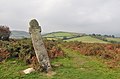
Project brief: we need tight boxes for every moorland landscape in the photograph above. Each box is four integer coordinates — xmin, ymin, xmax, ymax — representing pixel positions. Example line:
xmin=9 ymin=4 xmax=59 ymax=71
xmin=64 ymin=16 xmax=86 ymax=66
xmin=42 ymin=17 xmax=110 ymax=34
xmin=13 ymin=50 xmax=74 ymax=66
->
xmin=0 ymin=0 xmax=120 ymax=79
xmin=0 ymin=26 xmax=120 ymax=79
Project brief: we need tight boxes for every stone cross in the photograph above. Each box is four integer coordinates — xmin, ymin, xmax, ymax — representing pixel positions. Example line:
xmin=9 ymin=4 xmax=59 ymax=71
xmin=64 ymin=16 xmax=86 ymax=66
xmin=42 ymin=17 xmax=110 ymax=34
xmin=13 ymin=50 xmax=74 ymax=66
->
xmin=29 ymin=19 xmax=52 ymax=72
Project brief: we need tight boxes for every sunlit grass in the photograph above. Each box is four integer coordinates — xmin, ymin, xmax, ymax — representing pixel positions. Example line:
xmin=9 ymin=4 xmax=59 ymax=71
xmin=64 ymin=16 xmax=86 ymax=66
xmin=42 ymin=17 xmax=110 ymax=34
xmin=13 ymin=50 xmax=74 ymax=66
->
xmin=0 ymin=48 xmax=120 ymax=79
xmin=66 ymin=36 xmax=108 ymax=43
xmin=106 ymin=37 xmax=120 ymax=42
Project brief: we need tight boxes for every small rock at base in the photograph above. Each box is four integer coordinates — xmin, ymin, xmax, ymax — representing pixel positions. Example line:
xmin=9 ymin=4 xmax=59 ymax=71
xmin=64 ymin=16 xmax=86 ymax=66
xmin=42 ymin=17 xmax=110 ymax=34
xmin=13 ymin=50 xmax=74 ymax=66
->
xmin=23 ymin=68 xmax=35 ymax=74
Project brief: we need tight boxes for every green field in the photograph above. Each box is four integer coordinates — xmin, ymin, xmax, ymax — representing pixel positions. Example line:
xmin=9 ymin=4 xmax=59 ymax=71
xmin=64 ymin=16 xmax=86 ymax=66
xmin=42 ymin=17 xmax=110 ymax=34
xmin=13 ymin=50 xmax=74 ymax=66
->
xmin=43 ymin=31 xmax=84 ymax=39
xmin=43 ymin=32 xmax=76 ymax=40
xmin=46 ymin=38 xmax=58 ymax=40
xmin=43 ymin=32 xmax=120 ymax=44
xmin=1 ymin=48 xmax=120 ymax=79
xmin=66 ymin=36 xmax=108 ymax=43
xmin=43 ymin=32 xmax=73 ymax=37
xmin=106 ymin=37 xmax=120 ymax=42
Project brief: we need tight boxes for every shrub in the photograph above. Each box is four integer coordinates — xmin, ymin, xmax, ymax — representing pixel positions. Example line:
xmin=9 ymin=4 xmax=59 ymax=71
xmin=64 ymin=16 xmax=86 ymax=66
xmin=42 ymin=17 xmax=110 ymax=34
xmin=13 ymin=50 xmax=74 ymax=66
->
xmin=0 ymin=26 xmax=11 ymax=41
xmin=0 ymin=38 xmax=64 ymax=67
xmin=63 ymin=41 xmax=120 ymax=68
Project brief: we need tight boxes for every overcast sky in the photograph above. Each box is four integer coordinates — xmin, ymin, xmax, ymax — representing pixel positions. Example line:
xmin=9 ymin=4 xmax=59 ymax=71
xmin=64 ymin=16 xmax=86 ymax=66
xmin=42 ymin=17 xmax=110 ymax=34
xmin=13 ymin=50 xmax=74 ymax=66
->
xmin=0 ymin=0 xmax=120 ymax=35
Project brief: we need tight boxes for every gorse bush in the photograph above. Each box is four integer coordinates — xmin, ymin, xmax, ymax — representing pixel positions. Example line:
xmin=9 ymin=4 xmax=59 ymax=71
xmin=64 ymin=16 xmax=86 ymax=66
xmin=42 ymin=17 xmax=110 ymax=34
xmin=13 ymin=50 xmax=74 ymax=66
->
xmin=0 ymin=48 xmax=10 ymax=62
xmin=0 ymin=38 xmax=64 ymax=67
xmin=63 ymin=41 xmax=120 ymax=68
xmin=0 ymin=26 xmax=11 ymax=40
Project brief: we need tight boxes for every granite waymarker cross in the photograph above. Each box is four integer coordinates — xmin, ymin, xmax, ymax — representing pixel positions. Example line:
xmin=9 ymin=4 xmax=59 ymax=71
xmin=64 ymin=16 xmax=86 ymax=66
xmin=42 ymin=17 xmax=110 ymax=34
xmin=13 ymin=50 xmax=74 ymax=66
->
xmin=29 ymin=19 xmax=52 ymax=73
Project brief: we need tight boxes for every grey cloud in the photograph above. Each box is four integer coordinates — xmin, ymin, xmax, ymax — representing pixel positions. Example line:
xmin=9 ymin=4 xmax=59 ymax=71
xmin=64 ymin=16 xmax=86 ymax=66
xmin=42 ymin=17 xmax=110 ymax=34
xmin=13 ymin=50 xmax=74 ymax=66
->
xmin=0 ymin=0 xmax=120 ymax=35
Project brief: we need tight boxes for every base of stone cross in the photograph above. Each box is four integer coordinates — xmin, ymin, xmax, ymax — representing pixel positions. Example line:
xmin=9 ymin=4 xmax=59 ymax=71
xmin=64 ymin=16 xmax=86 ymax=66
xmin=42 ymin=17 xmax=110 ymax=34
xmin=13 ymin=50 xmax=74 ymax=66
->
xmin=46 ymin=71 xmax=56 ymax=77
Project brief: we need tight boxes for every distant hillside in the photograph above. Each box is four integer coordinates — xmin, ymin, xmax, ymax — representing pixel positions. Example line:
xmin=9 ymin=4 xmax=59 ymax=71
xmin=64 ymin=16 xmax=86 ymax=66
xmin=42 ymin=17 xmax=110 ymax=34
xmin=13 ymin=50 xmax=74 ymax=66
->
xmin=115 ymin=34 xmax=120 ymax=37
xmin=9 ymin=31 xmax=120 ymax=43
xmin=10 ymin=31 xmax=30 ymax=39
xmin=66 ymin=36 xmax=108 ymax=43
xmin=43 ymin=31 xmax=86 ymax=40
xmin=43 ymin=31 xmax=120 ymax=43
xmin=106 ymin=37 xmax=120 ymax=43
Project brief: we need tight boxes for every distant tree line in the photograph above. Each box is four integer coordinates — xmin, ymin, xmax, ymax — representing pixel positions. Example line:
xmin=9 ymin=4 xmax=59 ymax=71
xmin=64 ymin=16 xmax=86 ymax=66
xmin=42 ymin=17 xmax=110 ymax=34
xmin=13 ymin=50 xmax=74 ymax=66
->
xmin=90 ymin=33 xmax=120 ymax=43
xmin=0 ymin=26 xmax=11 ymax=40
xmin=90 ymin=33 xmax=115 ymax=38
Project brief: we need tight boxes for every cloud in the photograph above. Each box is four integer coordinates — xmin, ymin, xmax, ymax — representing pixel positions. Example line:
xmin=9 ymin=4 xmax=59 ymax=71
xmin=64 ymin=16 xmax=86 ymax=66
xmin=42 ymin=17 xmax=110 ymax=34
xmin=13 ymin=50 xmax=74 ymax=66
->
xmin=0 ymin=0 xmax=120 ymax=34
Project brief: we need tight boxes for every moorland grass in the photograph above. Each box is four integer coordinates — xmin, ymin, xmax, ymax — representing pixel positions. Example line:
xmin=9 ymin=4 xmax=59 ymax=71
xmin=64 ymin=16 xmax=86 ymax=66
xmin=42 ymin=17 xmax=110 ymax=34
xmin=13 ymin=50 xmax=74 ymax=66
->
xmin=0 ymin=48 xmax=120 ymax=79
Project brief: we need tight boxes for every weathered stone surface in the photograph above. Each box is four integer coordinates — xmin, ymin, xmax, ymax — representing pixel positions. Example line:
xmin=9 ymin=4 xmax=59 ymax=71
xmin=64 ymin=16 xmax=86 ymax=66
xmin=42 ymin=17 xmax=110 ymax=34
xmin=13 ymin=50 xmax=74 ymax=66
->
xmin=29 ymin=19 xmax=52 ymax=72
